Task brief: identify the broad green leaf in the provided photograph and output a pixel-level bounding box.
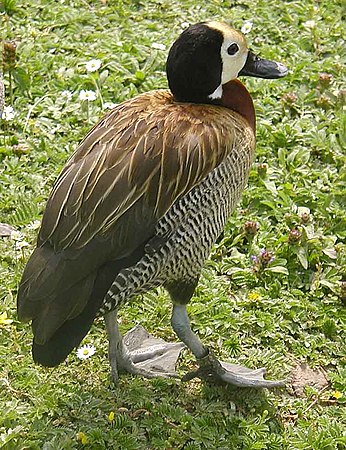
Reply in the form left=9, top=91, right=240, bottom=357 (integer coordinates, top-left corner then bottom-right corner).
left=296, top=247, right=309, bottom=269
left=265, top=266, right=289, bottom=275
left=99, top=69, right=109, bottom=83
left=135, top=70, right=146, bottom=81
left=322, top=248, right=337, bottom=259
left=277, top=147, right=286, bottom=169
left=12, top=67, right=31, bottom=91
left=262, top=179, right=277, bottom=195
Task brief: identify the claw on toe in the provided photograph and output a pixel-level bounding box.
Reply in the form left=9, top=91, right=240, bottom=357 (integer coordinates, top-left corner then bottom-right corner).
left=183, top=350, right=286, bottom=388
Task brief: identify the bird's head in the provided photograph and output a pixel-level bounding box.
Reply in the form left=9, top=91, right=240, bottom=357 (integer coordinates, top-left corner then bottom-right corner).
left=166, top=21, right=288, bottom=104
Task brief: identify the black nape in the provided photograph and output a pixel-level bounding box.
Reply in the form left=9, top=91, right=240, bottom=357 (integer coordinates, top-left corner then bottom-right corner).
left=166, top=23, right=223, bottom=104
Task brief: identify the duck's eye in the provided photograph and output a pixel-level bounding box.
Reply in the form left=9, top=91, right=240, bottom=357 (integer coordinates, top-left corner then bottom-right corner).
left=227, top=43, right=239, bottom=55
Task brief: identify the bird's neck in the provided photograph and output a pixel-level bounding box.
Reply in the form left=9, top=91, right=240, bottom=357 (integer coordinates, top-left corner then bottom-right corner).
left=219, top=80, right=256, bottom=132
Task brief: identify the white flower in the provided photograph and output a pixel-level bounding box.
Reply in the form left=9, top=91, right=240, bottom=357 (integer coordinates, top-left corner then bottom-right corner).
left=57, top=67, right=75, bottom=79
left=241, top=21, right=253, bottom=35
left=103, top=102, right=118, bottom=110
left=303, top=20, right=316, bottom=29
left=76, top=344, right=96, bottom=360
left=79, top=90, right=97, bottom=101
left=27, top=220, right=41, bottom=230
left=85, top=59, right=102, bottom=73
left=297, top=206, right=310, bottom=217
left=2, top=106, right=15, bottom=121
left=61, top=90, right=73, bottom=100
left=15, top=240, right=30, bottom=251
left=181, top=22, right=190, bottom=29
left=10, top=229, right=29, bottom=250
left=151, top=42, right=166, bottom=51
left=10, top=230, right=23, bottom=241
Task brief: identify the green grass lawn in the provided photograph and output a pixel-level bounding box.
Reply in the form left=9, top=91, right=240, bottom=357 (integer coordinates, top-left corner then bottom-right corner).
left=0, top=0, right=345, bottom=448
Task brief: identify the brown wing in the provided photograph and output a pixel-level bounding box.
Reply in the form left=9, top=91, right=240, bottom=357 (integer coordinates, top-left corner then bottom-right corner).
left=38, top=90, right=252, bottom=254
left=17, top=89, right=254, bottom=339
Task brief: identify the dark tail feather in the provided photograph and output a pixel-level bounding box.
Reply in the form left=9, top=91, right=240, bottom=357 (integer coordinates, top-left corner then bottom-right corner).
left=32, top=260, right=121, bottom=367
left=32, top=295, right=100, bottom=367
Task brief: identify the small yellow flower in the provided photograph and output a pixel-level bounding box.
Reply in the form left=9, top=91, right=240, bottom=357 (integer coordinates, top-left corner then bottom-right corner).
left=76, top=432, right=88, bottom=445
left=108, top=411, right=115, bottom=422
left=332, top=391, right=343, bottom=400
left=248, top=292, right=262, bottom=301
left=0, top=312, right=13, bottom=326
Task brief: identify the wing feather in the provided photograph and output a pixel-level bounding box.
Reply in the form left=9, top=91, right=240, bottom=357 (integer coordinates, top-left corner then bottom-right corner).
left=38, top=90, right=253, bottom=254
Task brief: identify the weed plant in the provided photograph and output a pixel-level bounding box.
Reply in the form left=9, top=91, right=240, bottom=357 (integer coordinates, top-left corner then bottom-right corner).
left=0, top=0, right=345, bottom=448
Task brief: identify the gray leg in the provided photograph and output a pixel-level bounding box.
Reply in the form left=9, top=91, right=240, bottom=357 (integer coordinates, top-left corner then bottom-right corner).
left=104, top=310, right=127, bottom=382
left=171, top=303, right=286, bottom=388
left=171, top=304, right=208, bottom=359
left=104, top=311, right=183, bottom=382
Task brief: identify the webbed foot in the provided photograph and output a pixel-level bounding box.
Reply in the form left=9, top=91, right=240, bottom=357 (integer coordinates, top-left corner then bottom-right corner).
left=182, top=350, right=286, bottom=388
left=116, top=324, right=185, bottom=380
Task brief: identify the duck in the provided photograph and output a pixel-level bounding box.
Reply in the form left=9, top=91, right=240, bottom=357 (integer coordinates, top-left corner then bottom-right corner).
left=17, top=21, right=288, bottom=387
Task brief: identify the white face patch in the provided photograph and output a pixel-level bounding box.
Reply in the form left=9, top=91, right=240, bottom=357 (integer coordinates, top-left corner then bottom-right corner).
left=208, top=84, right=223, bottom=100
left=220, top=38, right=248, bottom=84
left=207, top=22, right=248, bottom=85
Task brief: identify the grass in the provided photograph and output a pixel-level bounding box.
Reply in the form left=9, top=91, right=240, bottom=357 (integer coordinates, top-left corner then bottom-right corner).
left=0, top=0, right=345, bottom=448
